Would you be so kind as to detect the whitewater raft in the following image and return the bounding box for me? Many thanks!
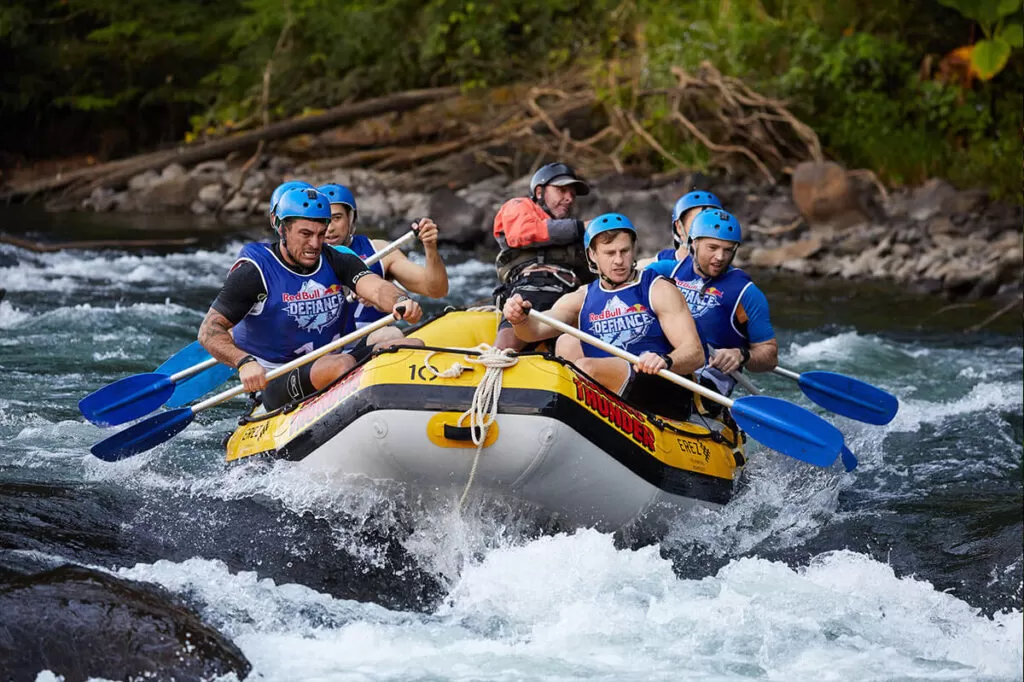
[224,310,747,529]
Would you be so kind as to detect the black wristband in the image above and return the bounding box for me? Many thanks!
[739,347,751,366]
[236,354,258,370]
[660,353,674,370]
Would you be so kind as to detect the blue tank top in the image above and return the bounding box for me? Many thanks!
[665,258,753,351]
[346,234,387,328]
[656,247,677,261]
[578,268,672,359]
[232,243,348,366]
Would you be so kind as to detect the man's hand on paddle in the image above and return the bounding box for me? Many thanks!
[502,293,532,325]
[239,360,268,393]
[414,218,438,251]
[634,351,669,375]
[392,298,422,323]
[709,348,745,374]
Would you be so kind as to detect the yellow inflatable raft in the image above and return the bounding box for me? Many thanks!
[224,310,746,529]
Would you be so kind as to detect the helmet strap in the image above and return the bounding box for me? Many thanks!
[533,186,556,219]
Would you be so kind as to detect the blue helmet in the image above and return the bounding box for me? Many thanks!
[269,180,314,216]
[671,191,722,247]
[584,213,636,249]
[688,209,742,244]
[316,183,358,222]
[274,188,332,228]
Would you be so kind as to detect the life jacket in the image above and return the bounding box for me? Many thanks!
[345,234,388,328]
[578,268,672,359]
[664,258,753,351]
[656,247,677,261]
[232,243,348,366]
[492,197,592,284]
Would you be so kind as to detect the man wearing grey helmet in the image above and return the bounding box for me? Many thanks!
[492,162,595,350]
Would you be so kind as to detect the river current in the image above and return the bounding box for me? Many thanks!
[1,212,1021,681]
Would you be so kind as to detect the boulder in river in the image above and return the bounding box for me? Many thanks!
[0,564,251,682]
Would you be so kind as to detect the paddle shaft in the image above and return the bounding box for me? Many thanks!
[526,310,734,409]
[773,367,800,381]
[189,311,401,414]
[344,229,418,303]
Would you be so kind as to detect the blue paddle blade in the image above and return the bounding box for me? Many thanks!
[90,408,195,462]
[731,395,844,467]
[840,445,858,472]
[155,341,234,408]
[164,364,234,408]
[155,340,210,375]
[78,373,175,427]
[798,371,899,426]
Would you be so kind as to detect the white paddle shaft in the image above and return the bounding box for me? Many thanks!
[190,313,399,413]
[525,309,734,409]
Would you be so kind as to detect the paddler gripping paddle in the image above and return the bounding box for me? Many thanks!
[79,229,419,426]
[527,309,846,467]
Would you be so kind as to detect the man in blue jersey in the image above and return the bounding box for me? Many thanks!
[318,183,448,349]
[198,188,422,410]
[647,209,777,398]
[637,190,722,268]
[502,213,704,420]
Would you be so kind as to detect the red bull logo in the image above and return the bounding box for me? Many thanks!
[588,303,648,321]
[282,284,340,303]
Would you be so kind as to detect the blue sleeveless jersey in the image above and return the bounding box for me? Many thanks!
[232,243,348,365]
[665,258,752,351]
[578,268,672,359]
[346,234,387,329]
[656,247,677,261]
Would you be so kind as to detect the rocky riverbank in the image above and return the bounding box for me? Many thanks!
[73,155,1024,302]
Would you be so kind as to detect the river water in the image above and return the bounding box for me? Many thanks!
[1,210,1021,681]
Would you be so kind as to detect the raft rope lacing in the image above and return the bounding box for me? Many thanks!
[421,342,518,508]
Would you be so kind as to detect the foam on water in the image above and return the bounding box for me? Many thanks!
[0,242,240,294]
[114,531,1023,682]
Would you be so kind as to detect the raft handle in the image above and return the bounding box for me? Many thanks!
[443,424,484,442]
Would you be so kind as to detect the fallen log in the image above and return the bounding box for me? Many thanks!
[1,86,460,207]
[0,233,199,252]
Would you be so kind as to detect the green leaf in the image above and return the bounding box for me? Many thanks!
[997,0,1022,17]
[971,37,1012,79]
[1000,21,1024,47]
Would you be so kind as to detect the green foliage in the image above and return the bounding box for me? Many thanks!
[0,0,1020,200]
[635,0,1023,199]
[937,0,1023,78]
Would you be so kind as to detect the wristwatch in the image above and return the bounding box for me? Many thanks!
[236,354,258,370]
[660,353,674,370]
[739,348,751,367]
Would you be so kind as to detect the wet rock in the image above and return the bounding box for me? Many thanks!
[392,192,432,223]
[758,198,801,226]
[242,170,267,193]
[614,190,672,257]
[791,161,866,229]
[0,565,251,682]
[127,169,160,191]
[190,160,227,177]
[268,155,295,173]
[140,176,204,212]
[197,183,224,209]
[190,200,209,216]
[82,187,116,212]
[428,187,485,246]
[222,193,249,213]
[904,178,958,222]
[160,162,187,180]
[748,237,823,268]
[357,190,395,224]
